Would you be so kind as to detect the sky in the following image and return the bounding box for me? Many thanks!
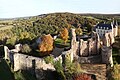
[0,0,120,18]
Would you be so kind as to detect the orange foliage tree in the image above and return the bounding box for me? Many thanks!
[38,34,53,56]
[60,28,69,44]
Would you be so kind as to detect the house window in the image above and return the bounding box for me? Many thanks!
[107,27,108,30]
[104,27,105,29]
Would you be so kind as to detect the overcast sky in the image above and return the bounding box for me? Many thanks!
[0,0,120,18]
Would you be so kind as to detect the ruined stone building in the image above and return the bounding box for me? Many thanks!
[4,28,114,80]
[69,29,100,57]
[62,28,113,66]
[79,32,100,57]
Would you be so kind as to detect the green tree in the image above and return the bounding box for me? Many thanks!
[21,44,32,54]
[6,36,17,46]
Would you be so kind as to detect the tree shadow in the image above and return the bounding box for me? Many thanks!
[18,38,33,45]
[0,59,15,80]
[35,69,59,80]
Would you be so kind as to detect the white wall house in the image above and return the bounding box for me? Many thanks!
[95,20,118,38]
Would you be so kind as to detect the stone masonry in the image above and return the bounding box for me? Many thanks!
[14,53,55,80]
[102,32,115,47]
[101,46,113,67]
[61,28,113,65]
[79,31,100,57]
[4,28,115,80]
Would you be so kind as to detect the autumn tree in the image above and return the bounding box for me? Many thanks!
[60,28,69,44]
[38,34,53,56]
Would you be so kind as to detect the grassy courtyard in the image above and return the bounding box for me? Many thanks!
[54,38,70,48]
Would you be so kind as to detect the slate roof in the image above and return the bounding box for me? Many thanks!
[95,23,112,30]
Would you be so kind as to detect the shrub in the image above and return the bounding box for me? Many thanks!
[6,37,17,46]
[61,53,83,80]
[53,59,66,80]
[111,64,120,80]
[21,44,31,54]
[44,55,54,64]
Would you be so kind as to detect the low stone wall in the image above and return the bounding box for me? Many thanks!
[78,54,102,64]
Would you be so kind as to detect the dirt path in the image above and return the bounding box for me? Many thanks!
[81,64,107,80]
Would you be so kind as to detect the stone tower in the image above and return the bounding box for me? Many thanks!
[101,46,113,67]
[70,28,79,56]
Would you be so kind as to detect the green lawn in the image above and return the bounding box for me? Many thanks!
[54,38,70,48]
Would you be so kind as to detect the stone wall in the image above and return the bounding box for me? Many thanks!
[70,29,79,57]
[78,55,102,63]
[79,38,100,57]
[103,32,115,47]
[4,45,56,80]
[79,32,100,57]
[14,53,55,80]
[61,29,101,63]
[4,46,10,60]
[101,46,113,67]
[62,28,113,65]
[79,40,88,56]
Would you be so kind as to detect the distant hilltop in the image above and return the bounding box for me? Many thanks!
[0,12,120,20]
